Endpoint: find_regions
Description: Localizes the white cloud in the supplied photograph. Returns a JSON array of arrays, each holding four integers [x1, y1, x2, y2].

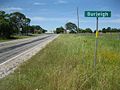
[[54, 0, 68, 4], [33, 2, 46, 5], [58, 0, 67, 4], [2, 7, 23, 12]]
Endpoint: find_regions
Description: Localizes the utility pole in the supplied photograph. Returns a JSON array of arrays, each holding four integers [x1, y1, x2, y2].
[[77, 7, 80, 33]]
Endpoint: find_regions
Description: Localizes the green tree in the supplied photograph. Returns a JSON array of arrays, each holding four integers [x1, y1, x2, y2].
[[107, 27, 111, 32], [9, 12, 26, 35], [42, 29, 47, 33], [0, 18, 13, 38], [23, 18, 31, 35], [102, 28, 106, 33], [78, 28, 84, 33], [55, 27, 65, 34], [0, 10, 46, 38], [0, 11, 14, 38], [65, 22, 77, 33], [29, 25, 47, 34], [85, 28, 93, 33], [0, 11, 5, 19]]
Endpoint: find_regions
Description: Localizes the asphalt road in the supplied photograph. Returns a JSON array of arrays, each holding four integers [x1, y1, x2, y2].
[[0, 34, 56, 64]]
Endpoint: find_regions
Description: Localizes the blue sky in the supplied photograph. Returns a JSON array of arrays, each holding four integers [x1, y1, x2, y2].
[[0, 0, 120, 31]]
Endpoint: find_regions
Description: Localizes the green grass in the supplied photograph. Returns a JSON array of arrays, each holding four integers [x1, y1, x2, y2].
[[0, 38, 9, 42], [0, 34, 120, 90]]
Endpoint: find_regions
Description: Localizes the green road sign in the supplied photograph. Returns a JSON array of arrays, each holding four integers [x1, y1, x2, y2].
[[85, 11, 111, 17]]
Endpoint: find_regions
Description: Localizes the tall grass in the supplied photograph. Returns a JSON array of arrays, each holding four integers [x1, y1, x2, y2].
[[0, 34, 120, 90]]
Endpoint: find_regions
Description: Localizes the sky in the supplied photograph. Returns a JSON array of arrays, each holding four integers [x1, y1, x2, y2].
[[0, 0, 120, 31]]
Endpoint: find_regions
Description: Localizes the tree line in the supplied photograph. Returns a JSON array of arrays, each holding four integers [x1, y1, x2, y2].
[[54, 22, 120, 34], [0, 11, 47, 39]]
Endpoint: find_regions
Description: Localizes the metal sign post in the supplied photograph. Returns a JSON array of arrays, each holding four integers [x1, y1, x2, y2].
[[84, 11, 111, 68], [94, 17, 98, 68]]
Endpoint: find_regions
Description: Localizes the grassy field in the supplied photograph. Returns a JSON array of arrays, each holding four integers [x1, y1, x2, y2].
[[0, 34, 120, 90]]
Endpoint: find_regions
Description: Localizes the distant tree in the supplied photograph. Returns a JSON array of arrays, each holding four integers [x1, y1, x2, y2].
[[0, 11, 5, 19], [111, 28, 120, 32], [99, 30, 102, 32], [23, 18, 31, 35], [55, 27, 65, 34], [65, 22, 77, 33], [85, 28, 93, 33], [0, 10, 47, 38], [94, 30, 102, 33], [77, 28, 83, 33], [102, 27, 115, 33], [102, 28, 106, 33], [42, 29, 47, 33], [29, 25, 35, 34], [0, 18, 13, 38], [29, 25, 47, 34], [94, 30, 96, 33], [105, 27, 111, 32], [9, 12, 26, 35]]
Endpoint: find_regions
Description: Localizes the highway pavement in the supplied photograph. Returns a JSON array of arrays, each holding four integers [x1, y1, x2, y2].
[[0, 34, 57, 64]]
